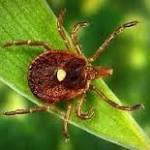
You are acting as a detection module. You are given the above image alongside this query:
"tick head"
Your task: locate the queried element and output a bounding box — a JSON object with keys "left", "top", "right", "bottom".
{"left": 85, "top": 66, "right": 113, "bottom": 80}
{"left": 95, "top": 67, "right": 113, "bottom": 78}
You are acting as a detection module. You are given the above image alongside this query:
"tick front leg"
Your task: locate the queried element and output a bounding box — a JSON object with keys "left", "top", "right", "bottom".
{"left": 76, "top": 94, "right": 94, "bottom": 119}
{"left": 91, "top": 85, "right": 144, "bottom": 111}
{"left": 3, "top": 40, "right": 51, "bottom": 50}
{"left": 63, "top": 103, "right": 72, "bottom": 141}
{"left": 2, "top": 106, "right": 48, "bottom": 116}
{"left": 71, "top": 21, "right": 89, "bottom": 56}
{"left": 88, "top": 21, "right": 139, "bottom": 62}
{"left": 57, "top": 9, "right": 71, "bottom": 50}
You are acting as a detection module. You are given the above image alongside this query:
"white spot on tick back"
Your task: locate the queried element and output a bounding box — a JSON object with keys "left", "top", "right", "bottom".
{"left": 57, "top": 68, "right": 66, "bottom": 82}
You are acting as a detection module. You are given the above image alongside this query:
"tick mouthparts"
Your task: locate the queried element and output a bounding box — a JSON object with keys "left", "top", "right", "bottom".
{"left": 102, "top": 68, "right": 113, "bottom": 75}
{"left": 96, "top": 67, "right": 113, "bottom": 77}
{"left": 107, "top": 68, "right": 113, "bottom": 75}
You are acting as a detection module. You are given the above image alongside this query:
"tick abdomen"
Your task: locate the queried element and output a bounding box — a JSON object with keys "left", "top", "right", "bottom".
{"left": 28, "top": 50, "right": 89, "bottom": 103}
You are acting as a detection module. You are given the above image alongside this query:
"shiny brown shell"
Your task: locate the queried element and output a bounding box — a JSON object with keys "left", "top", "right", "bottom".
{"left": 28, "top": 50, "right": 89, "bottom": 104}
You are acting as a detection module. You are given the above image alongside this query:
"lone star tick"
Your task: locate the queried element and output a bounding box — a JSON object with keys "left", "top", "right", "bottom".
{"left": 2, "top": 10, "right": 144, "bottom": 139}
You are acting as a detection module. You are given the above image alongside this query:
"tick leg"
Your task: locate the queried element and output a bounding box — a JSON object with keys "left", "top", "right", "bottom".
{"left": 2, "top": 106, "right": 48, "bottom": 116}
{"left": 91, "top": 85, "right": 144, "bottom": 111}
{"left": 71, "top": 21, "right": 89, "bottom": 56}
{"left": 57, "top": 9, "right": 71, "bottom": 50}
{"left": 63, "top": 103, "right": 72, "bottom": 140}
{"left": 3, "top": 40, "right": 51, "bottom": 50}
{"left": 76, "top": 94, "right": 94, "bottom": 119}
{"left": 88, "top": 21, "right": 139, "bottom": 62}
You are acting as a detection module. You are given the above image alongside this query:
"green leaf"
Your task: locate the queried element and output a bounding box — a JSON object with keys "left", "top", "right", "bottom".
{"left": 0, "top": 0, "right": 150, "bottom": 149}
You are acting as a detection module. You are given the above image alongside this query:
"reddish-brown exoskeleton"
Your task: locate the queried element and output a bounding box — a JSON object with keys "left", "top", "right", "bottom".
{"left": 2, "top": 10, "right": 143, "bottom": 139}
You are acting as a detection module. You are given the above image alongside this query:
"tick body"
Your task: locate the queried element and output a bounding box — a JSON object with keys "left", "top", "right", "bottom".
{"left": 28, "top": 50, "right": 89, "bottom": 103}
{"left": 2, "top": 10, "right": 144, "bottom": 140}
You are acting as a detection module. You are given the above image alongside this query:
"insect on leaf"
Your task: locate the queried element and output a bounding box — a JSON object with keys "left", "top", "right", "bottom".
{"left": 0, "top": 0, "right": 150, "bottom": 150}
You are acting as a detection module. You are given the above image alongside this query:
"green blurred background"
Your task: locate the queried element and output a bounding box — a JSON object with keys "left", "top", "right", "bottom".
{"left": 0, "top": 0, "right": 150, "bottom": 149}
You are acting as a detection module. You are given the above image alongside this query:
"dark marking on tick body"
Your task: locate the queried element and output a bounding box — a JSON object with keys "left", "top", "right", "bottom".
{"left": 2, "top": 9, "right": 144, "bottom": 140}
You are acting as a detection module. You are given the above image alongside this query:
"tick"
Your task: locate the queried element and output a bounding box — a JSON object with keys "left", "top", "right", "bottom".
{"left": 2, "top": 10, "right": 143, "bottom": 139}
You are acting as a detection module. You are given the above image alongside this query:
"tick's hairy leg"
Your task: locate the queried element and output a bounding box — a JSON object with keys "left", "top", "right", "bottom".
{"left": 63, "top": 103, "right": 72, "bottom": 141}
{"left": 3, "top": 40, "right": 51, "bottom": 50}
{"left": 91, "top": 85, "right": 144, "bottom": 111}
{"left": 57, "top": 9, "right": 71, "bottom": 50}
{"left": 71, "top": 21, "right": 89, "bottom": 56}
{"left": 76, "top": 94, "right": 94, "bottom": 119}
{"left": 2, "top": 106, "right": 48, "bottom": 116}
{"left": 88, "top": 21, "right": 139, "bottom": 62}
